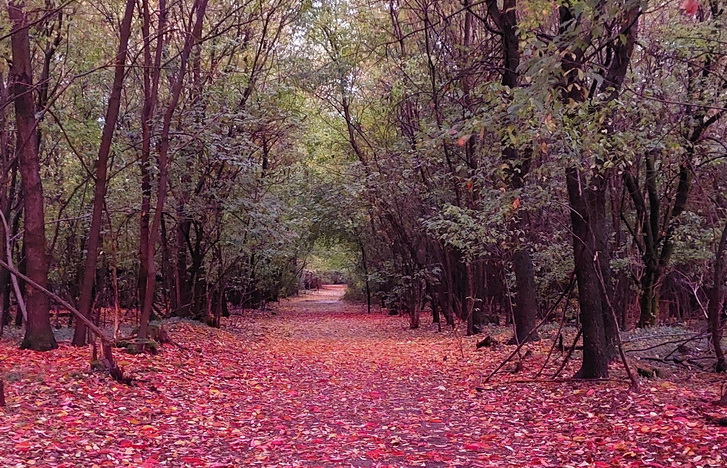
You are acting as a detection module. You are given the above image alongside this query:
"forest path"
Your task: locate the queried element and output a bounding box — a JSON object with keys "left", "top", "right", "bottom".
{"left": 0, "top": 287, "right": 724, "bottom": 467}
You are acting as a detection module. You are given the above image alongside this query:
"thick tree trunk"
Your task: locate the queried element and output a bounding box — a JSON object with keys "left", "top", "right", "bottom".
{"left": 8, "top": 1, "right": 56, "bottom": 351}
{"left": 72, "top": 0, "right": 136, "bottom": 346}
{"left": 638, "top": 269, "right": 659, "bottom": 327}
{"left": 566, "top": 168, "right": 609, "bottom": 378}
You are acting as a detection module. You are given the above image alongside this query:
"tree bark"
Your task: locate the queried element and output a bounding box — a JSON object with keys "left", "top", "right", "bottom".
{"left": 484, "top": 0, "right": 540, "bottom": 343}
{"left": 138, "top": 0, "right": 166, "bottom": 312}
{"left": 566, "top": 168, "right": 610, "bottom": 378}
{"left": 7, "top": 0, "right": 57, "bottom": 351}
{"left": 358, "top": 238, "right": 371, "bottom": 313}
{"left": 72, "top": 0, "right": 136, "bottom": 346}
{"left": 137, "top": 0, "right": 209, "bottom": 342}
{"left": 0, "top": 72, "right": 13, "bottom": 329}
{"left": 511, "top": 249, "right": 539, "bottom": 343}
{"left": 709, "top": 221, "right": 727, "bottom": 372}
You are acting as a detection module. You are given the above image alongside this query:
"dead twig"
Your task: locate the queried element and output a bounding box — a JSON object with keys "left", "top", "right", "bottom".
{"left": 663, "top": 332, "right": 708, "bottom": 360}
{"left": 0, "top": 211, "right": 27, "bottom": 324}
{"left": 476, "top": 377, "right": 628, "bottom": 389}
{"left": 625, "top": 332, "right": 706, "bottom": 354}
{"left": 594, "top": 255, "right": 639, "bottom": 392}
{"left": 534, "top": 273, "right": 576, "bottom": 378}
{"left": 483, "top": 272, "right": 576, "bottom": 384}
{"left": 553, "top": 328, "right": 583, "bottom": 379}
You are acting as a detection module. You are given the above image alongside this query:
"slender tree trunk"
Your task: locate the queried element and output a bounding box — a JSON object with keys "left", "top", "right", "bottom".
{"left": 465, "top": 261, "right": 476, "bottom": 335}
{"left": 358, "top": 239, "right": 371, "bottom": 313}
{"left": 138, "top": 0, "right": 166, "bottom": 312}
{"left": 485, "top": 0, "right": 540, "bottom": 343}
{"left": 138, "top": 0, "right": 209, "bottom": 341}
{"left": 8, "top": 0, "right": 56, "bottom": 351}
{"left": 174, "top": 204, "right": 190, "bottom": 315}
{"left": 72, "top": 0, "right": 136, "bottom": 346}
{"left": 14, "top": 234, "right": 25, "bottom": 327}
{"left": 709, "top": 221, "right": 727, "bottom": 372}
{"left": 0, "top": 73, "right": 13, "bottom": 329}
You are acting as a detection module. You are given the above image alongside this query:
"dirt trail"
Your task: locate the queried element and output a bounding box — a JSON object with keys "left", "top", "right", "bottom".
{"left": 0, "top": 285, "right": 724, "bottom": 467}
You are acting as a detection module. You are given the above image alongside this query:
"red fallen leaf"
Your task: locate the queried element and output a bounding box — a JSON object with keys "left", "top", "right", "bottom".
{"left": 141, "top": 457, "right": 159, "bottom": 467}
{"left": 682, "top": 0, "right": 699, "bottom": 15}
{"left": 457, "top": 134, "right": 471, "bottom": 147}
{"left": 1, "top": 288, "right": 723, "bottom": 467}
{"left": 14, "top": 441, "right": 30, "bottom": 452}
{"left": 463, "top": 442, "right": 487, "bottom": 451}
{"left": 366, "top": 449, "right": 385, "bottom": 459}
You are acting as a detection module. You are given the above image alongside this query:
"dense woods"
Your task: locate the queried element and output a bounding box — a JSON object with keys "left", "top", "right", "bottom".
{"left": 0, "top": 0, "right": 726, "bottom": 387}
{"left": 1, "top": 0, "right": 727, "bottom": 465}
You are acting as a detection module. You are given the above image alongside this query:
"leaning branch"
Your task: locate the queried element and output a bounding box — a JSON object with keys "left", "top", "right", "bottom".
{"left": 0, "top": 257, "right": 128, "bottom": 383}
{"left": 482, "top": 273, "right": 575, "bottom": 384}
{"left": 0, "top": 211, "right": 27, "bottom": 323}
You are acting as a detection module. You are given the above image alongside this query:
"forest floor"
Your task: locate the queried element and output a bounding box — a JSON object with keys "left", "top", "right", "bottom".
{"left": 1, "top": 285, "right": 727, "bottom": 467}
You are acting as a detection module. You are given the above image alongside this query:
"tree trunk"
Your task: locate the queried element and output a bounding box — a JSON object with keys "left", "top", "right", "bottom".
{"left": 465, "top": 261, "right": 476, "bottom": 335}
{"left": 408, "top": 301, "right": 420, "bottom": 329}
{"left": 0, "top": 73, "right": 12, "bottom": 329}
{"left": 138, "top": 0, "right": 209, "bottom": 341}
{"left": 511, "top": 249, "right": 540, "bottom": 343}
{"left": 566, "top": 168, "right": 609, "bottom": 378}
{"left": 359, "top": 239, "right": 371, "bottom": 313}
{"left": 8, "top": 0, "right": 56, "bottom": 351}
{"left": 709, "top": 221, "right": 727, "bottom": 372}
{"left": 138, "top": 0, "right": 165, "bottom": 312}
{"left": 72, "top": 0, "right": 136, "bottom": 346}
{"left": 485, "top": 0, "right": 541, "bottom": 343}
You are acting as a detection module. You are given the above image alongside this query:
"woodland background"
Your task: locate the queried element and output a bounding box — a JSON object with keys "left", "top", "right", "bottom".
{"left": 0, "top": 0, "right": 725, "bottom": 383}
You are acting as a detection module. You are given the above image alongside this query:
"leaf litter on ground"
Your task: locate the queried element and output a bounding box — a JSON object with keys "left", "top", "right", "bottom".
{"left": 1, "top": 285, "right": 726, "bottom": 467}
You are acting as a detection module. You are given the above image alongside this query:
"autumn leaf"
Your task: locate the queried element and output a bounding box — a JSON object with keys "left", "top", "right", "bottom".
{"left": 681, "top": 0, "right": 699, "bottom": 15}
{"left": 13, "top": 441, "right": 30, "bottom": 452}
{"left": 0, "top": 286, "right": 724, "bottom": 467}
{"left": 457, "top": 134, "right": 471, "bottom": 147}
